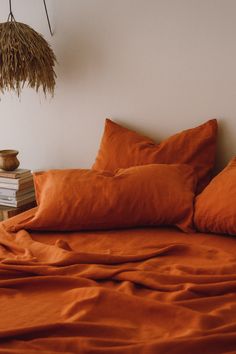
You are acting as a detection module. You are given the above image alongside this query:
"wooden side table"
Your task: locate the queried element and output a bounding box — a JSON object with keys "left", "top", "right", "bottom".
{"left": 0, "top": 201, "right": 36, "bottom": 221}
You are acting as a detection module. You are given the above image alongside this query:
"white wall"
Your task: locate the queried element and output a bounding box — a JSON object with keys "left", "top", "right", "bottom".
{"left": 0, "top": 0, "right": 236, "bottom": 171}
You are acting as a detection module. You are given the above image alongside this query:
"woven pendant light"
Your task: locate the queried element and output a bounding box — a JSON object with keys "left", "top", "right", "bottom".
{"left": 0, "top": 0, "right": 56, "bottom": 96}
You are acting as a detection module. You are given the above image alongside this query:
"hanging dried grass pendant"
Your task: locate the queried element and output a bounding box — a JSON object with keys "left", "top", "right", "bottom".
{"left": 0, "top": 6, "right": 56, "bottom": 97}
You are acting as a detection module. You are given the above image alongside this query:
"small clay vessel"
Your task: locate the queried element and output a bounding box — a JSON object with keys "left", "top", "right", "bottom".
{"left": 0, "top": 150, "right": 20, "bottom": 171}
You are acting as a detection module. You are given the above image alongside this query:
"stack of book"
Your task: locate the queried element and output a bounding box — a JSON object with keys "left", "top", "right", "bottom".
{"left": 0, "top": 169, "right": 35, "bottom": 208}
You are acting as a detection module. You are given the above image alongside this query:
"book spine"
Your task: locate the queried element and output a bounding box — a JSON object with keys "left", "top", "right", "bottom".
{"left": 1, "top": 202, "right": 36, "bottom": 219}
{"left": 0, "top": 182, "right": 34, "bottom": 190}
{"left": 0, "top": 188, "right": 34, "bottom": 197}
{"left": 0, "top": 192, "right": 35, "bottom": 202}
{"left": 0, "top": 196, "right": 17, "bottom": 201}
{"left": 0, "top": 176, "right": 33, "bottom": 185}
{"left": 0, "top": 183, "right": 19, "bottom": 190}
{"left": 0, "top": 189, "right": 17, "bottom": 197}
{"left": 0, "top": 196, "right": 35, "bottom": 207}
{"left": 0, "top": 171, "right": 31, "bottom": 179}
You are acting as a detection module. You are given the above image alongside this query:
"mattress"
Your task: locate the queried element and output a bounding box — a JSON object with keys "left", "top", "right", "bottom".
{"left": 0, "top": 210, "right": 236, "bottom": 353}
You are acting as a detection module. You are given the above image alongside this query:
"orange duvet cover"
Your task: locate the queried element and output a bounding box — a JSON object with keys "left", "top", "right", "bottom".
{"left": 1, "top": 210, "right": 236, "bottom": 353}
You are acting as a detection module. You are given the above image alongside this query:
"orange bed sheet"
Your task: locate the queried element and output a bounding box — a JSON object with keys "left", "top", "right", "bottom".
{"left": 0, "top": 210, "right": 236, "bottom": 353}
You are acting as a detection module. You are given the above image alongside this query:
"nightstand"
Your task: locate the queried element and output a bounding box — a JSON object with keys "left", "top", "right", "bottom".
{"left": 0, "top": 201, "right": 36, "bottom": 221}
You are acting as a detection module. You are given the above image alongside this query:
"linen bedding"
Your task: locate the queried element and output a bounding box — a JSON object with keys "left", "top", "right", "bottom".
{"left": 0, "top": 209, "right": 236, "bottom": 353}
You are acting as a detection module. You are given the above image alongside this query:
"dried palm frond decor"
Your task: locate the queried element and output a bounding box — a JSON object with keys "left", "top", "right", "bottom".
{"left": 0, "top": 0, "right": 56, "bottom": 97}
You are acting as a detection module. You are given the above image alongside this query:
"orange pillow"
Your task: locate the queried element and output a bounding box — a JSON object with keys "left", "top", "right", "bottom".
{"left": 92, "top": 119, "right": 218, "bottom": 193}
{"left": 9, "top": 164, "right": 196, "bottom": 233}
{"left": 194, "top": 157, "right": 236, "bottom": 235}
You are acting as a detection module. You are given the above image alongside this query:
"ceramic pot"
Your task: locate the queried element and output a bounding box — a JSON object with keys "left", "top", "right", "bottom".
{"left": 0, "top": 150, "right": 20, "bottom": 171}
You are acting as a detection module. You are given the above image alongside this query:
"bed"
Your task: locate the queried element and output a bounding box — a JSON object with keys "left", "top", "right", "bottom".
{"left": 1, "top": 117, "right": 235, "bottom": 353}
{"left": 0, "top": 210, "right": 236, "bottom": 353}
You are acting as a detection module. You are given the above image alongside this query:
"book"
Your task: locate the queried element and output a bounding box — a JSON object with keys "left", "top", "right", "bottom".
{"left": 0, "top": 187, "right": 34, "bottom": 198}
{"left": 0, "top": 191, "right": 35, "bottom": 202}
{"left": 0, "top": 193, "right": 35, "bottom": 207}
{"left": 0, "top": 169, "right": 31, "bottom": 179}
{"left": 0, "top": 180, "right": 34, "bottom": 190}
{"left": 0, "top": 174, "right": 33, "bottom": 185}
{"left": 0, "top": 201, "right": 36, "bottom": 221}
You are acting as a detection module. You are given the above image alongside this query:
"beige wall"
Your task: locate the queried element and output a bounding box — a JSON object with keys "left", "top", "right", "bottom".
{"left": 0, "top": 0, "right": 236, "bottom": 171}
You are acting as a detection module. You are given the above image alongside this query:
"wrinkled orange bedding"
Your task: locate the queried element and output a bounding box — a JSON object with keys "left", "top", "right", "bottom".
{"left": 1, "top": 210, "right": 236, "bottom": 353}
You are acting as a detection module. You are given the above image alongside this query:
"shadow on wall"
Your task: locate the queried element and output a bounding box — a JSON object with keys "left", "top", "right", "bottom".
{"left": 214, "top": 119, "right": 235, "bottom": 174}
{"left": 56, "top": 30, "right": 104, "bottom": 84}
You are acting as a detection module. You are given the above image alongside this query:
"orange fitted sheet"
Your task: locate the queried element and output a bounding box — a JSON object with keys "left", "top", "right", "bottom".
{"left": 0, "top": 210, "right": 236, "bottom": 353}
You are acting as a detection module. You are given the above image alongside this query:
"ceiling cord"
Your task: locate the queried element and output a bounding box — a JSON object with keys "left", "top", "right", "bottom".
{"left": 43, "top": 0, "right": 53, "bottom": 36}
{"left": 8, "top": 0, "right": 14, "bottom": 21}
{"left": 7, "top": 0, "right": 53, "bottom": 36}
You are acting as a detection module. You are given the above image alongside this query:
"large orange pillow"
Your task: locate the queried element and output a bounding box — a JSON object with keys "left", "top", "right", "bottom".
{"left": 92, "top": 119, "right": 218, "bottom": 193}
{"left": 194, "top": 157, "right": 236, "bottom": 235}
{"left": 9, "top": 164, "right": 196, "bottom": 233}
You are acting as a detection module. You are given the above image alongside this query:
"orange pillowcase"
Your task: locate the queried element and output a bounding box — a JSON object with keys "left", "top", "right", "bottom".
{"left": 92, "top": 119, "right": 218, "bottom": 193}
{"left": 194, "top": 157, "right": 236, "bottom": 235}
{"left": 9, "top": 164, "right": 196, "bottom": 233}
